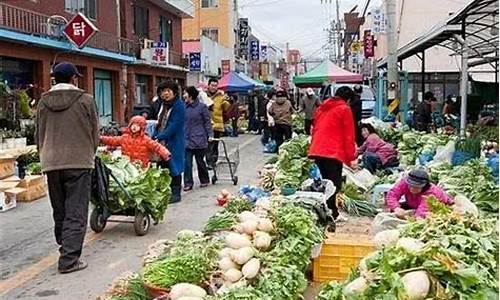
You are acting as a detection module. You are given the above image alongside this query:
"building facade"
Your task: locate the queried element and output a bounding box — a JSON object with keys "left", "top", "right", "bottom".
{"left": 0, "top": 0, "right": 193, "bottom": 125}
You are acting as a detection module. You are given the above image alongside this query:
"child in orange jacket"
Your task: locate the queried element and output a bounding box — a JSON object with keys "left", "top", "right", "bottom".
{"left": 100, "top": 116, "right": 170, "bottom": 168}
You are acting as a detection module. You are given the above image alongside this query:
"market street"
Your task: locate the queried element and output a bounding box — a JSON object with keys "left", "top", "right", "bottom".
{"left": 0, "top": 134, "right": 263, "bottom": 300}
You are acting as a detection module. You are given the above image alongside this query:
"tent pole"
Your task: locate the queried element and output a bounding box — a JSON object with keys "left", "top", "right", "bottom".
{"left": 458, "top": 19, "right": 468, "bottom": 137}
{"left": 421, "top": 50, "right": 425, "bottom": 96}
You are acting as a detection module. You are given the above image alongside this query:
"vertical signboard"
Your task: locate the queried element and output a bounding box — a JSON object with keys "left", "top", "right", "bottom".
{"left": 189, "top": 52, "right": 201, "bottom": 71}
{"left": 238, "top": 18, "right": 249, "bottom": 59}
{"left": 221, "top": 59, "right": 231, "bottom": 75}
{"left": 260, "top": 44, "right": 268, "bottom": 61}
{"left": 250, "top": 40, "right": 260, "bottom": 61}
{"left": 364, "top": 30, "right": 374, "bottom": 58}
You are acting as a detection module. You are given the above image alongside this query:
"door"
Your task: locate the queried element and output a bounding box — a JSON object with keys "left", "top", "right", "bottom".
{"left": 93, "top": 69, "right": 113, "bottom": 125}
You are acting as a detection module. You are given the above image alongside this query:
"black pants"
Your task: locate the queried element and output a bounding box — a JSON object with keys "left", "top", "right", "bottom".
{"left": 260, "top": 121, "right": 270, "bottom": 144}
{"left": 231, "top": 118, "right": 238, "bottom": 137}
{"left": 315, "top": 158, "right": 343, "bottom": 219}
{"left": 184, "top": 148, "right": 209, "bottom": 187}
{"left": 305, "top": 119, "right": 313, "bottom": 135}
{"left": 207, "top": 131, "right": 222, "bottom": 167}
{"left": 170, "top": 175, "right": 182, "bottom": 203}
{"left": 46, "top": 169, "right": 92, "bottom": 270}
{"left": 274, "top": 124, "right": 292, "bottom": 150}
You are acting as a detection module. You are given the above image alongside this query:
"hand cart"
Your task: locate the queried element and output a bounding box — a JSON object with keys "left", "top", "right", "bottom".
{"left": 89, "top": 157, "right": 154, "bottom": 236}
{"left": 209, "top": 138, "right": 239, "bottom": 185}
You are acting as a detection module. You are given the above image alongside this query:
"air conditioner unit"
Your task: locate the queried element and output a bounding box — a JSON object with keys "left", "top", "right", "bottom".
{"left": 42, "top": 22, "right": 64, "bottom": 37}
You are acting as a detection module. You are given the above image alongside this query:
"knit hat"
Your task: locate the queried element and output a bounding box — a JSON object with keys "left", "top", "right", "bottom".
{"left": 407, "top": 169, "right": 430, "bottom": 188}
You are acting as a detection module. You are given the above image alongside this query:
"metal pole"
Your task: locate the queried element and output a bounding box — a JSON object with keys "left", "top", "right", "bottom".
{"left": 495, "top": 50, "right": 498, "bottom": 83}
{"left": 386, "top": 0, "right": 399, "bottom": 101}
{"left": 421, "top": 51, "right": 425, "bottom": 95}
{"left": 336, "top": 0, "right": 342, "bottom": 66}
{"left": 459, "top": 19, "right": 468, "bottom": 137}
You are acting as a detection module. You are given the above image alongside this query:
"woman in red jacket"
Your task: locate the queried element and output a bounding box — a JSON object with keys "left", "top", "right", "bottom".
{"left": 100, "top": 116, "right": 171, "bottom": 168}
{"left": 308, "top": 86, "right": 356, "bottom": 219}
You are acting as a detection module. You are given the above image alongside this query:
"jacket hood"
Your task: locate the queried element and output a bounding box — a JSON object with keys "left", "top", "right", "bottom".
{"left": 41, "top": 89, "right": 85, "bottom": 112}
{"left": 276, "top": 97, "right": 287, "bottom": 105}
{"left": 128, "top": 115, "right": 147, "bottom": 136}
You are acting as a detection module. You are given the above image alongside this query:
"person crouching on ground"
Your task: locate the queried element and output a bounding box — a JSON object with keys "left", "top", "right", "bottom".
{"left": 183, "top": 86, "right": 213, "bottom": 191}
{"left": 357, "top": 123, "right": 399, "bottom": 174}
{"left": 386, "top": 169, "right": 454, "bottom": 219}
{"left": 100, "top": 116, "right": 171, "bottom": 168}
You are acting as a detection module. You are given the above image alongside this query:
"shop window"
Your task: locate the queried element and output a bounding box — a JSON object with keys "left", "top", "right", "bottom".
{"left": 159, "top": 16, "right": 173, "bottom": 46}
{"left": 136, "top": 75, "right": 149, "bottom": 104}
{"left": 93, "top": 69, "right": 113, "bottom": 125}
{"left": 201, "top": 0, "right": 218, "bottom": 8}
{"left": 65, "top": 0, "right": 96, "bottom": 20}
{"left": 134, "top": 6, "right": 149, "bottom": 38}
{"left": 201, "top": 28, "right": 219, "bottom": 43}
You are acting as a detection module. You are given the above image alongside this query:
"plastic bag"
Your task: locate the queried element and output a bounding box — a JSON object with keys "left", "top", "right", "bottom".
{"left": 451, "top": 151, "right": 475, "bottom": 166}
{"left": 309, "top": 164, "right": 322, "bottom": 180}
{"left": 487, "top": 153, "right": 499, "bottom": 182}
{"left": 343, "top": 167, "right": 377, "bottom": 191}
{"left": 263, "top": 140, "right": 277, "bottom": 153}
{"left": 433, "top": 140, "right": 456, "bottom": 164}
{"left": 372, "top": 212, "right": 408, "bottom": 234}
{"left": 453, "top": 194, "right": 479, "bottom": 217}
{"left": 418, "top": 153, "right": 435, "bottom": 166}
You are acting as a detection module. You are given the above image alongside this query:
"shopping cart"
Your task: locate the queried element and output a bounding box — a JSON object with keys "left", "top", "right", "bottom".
{"left": 89, "top": 156, "right": 155, "bottom": 236}
{"left": 209, "top": 138, "right": 239, "bottom": 185}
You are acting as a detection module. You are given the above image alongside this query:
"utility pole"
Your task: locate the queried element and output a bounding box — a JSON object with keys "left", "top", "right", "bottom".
{"left": 386, "top": 0, "right": 399, "bottom": 105}
{"left": 335, "top": 0, "right": 342, "bottom": 66}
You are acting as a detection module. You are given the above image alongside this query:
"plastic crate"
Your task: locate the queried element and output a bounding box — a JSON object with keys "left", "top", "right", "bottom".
{"left": 313, "top": 233, "right": 375, "bottom": 282}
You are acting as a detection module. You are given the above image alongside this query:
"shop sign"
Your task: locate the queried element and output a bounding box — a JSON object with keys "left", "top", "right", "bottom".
{"left": 64, "top": 13, "right": 98, "bottom": 48}
{"left": 221, "top": 60, "right": 231, "bottom": 75}
{"left": 250, "top": 40, "right": 260, "bottom": 61}
{"left": 260, "top": 45, "right": 268, "bottom": 61}
{"left": 238, "top": 18, "right": 249, "bottom": 58}
{"left": 189, "top": 52, "right": 201, "bottom": 72}
{"left": 364, "top": 30, "right": 374, "bottom": 58}
{"left": 141, "top": 42, "right": 169, "bottom": 66}
{"left": 372, "top": 8, "right": 386, "bottom": 34}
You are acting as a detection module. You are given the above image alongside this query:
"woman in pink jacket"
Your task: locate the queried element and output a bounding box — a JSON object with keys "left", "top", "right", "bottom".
{"left": 386, "top": 169, "right": 454, "bottom": 219}
{"left": 357, "top": 123, "right": 399, "bottom": 174}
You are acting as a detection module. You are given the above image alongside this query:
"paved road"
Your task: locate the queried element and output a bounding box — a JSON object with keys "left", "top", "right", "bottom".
{"left": 0, "top": 134, "right": 265, "bottom": 300}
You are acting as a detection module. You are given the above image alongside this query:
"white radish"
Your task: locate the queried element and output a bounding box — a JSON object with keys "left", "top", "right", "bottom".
{"left": 401, "top": 271, "right": 430, "bottom": 300}
{"left": 253, "top": 231, "right": 272, "bottom": 250}
{"left": 223, "top": 268, "right": 243, "bottom": 282}
{"left": 257, "top": 218, "right": 274, "bottom": 232}
{"left": 231, "top": 247, "right": 255, "bottom": 265}
{"left": 239, "top": 211, "right": 258, "bottom": 222}
{"left": 218, "top": 256, "right": 239, "bottom": 271}
{"left": 225, "top": 233, "right": 252, "bottom": 249}
{"left": 241, "top": 258, "right": 260, "bottom": 279}
{"left": 219, "top": 247, "right": 234, "bottom": 259}
{"left": 241, "top": 220, "right": 258, "bottom": 235}
{"left": 169, "top": 283, "right": 207, "bottom": 300}
{"left": 343, "top": 277, "right": 368, "bottom": 296}
{"left": 373, "top": 229, "right": 400, "bottom": 249}
{"left": 396, "top": 238, "right": 425, "bottom": 252}
{"left": 233, "top": 223, "right": 245, "bottom": 234}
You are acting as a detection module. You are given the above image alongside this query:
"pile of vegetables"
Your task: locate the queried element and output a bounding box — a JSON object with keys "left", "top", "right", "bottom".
{"left": 98, "top": 156, "right": 171, "bottom": 223}
{"left": 292, "top": 113, "right": 305, "bottom": 134}
{"left": 258, "top": 164, "right": 276, "bottom": 192}
{"left": 428, "top": 159, "right": 499, "bottom": 214}
{"left": 316, "top": 198, "right": 499, "bottom": 299}
{"left": 203, "top": 197, "right": 254, "bottom": 234}
{"left": 338, "top": 183, "right": 379, "bottom": 217}
{"left": 396, "top": 131, "right": 452, "bottom": 166}
{"left": 272, "top": 135, "right": 312, "bottom": 189}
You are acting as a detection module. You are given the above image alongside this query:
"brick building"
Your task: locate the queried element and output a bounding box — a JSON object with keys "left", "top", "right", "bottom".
{"left": 0, "top": 0, "right": 193, "bottom": 125}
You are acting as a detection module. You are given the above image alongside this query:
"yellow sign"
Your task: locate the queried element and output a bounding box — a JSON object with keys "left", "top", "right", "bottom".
{"left": 388, "top": 98, "right": 400, "bottom": 113}
{"left": 350, "top": 41, "right": 362, "bottom": 53}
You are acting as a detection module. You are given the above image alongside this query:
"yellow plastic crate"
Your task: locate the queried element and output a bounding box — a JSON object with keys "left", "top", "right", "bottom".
{"left": 313, "top": 233, "right": 375, "bottom": 282}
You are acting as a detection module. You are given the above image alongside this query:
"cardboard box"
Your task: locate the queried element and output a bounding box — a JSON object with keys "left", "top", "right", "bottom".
{"left": 18, "top": 175, "right": 45, "bottom": 188}
{"left": 17, "top": 182, "right": 47, "bottom": 202}
{"left": 0, "top": 192, "right": 16, "bottom": 212}
{"left": 0, "top": 181, "right": 20, "bottom": 191}
{"left": 0, "top": 157, "right": 16, "bottom": 179}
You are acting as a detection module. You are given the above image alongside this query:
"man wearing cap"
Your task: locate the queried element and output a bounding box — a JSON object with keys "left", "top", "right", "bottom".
{"left": 385, "top": 169, "right": 454, "bottom": 219}
{"left": 36, "top": 62, "right": 99, "bottom": 274}
{"left": 300, "top": 88, "right": 321, "bottom": 135}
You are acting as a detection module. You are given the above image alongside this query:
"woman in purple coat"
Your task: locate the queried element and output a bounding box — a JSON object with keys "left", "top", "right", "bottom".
{"left": 183, "top": 86, "right": 213, "bottom": 191}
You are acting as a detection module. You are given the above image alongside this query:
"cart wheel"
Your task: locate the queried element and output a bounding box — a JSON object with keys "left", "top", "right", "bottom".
{"left": 232, "top": 176, "right": 239, "bottom": 186}
{"left": 211, "top": 175, "right": 217, "bottom": 185}
{"left": 90, "top": 208, "right": 106, "bottom": 233}
{"left": 134, "top": 212, "right": 150, "bottom": 236}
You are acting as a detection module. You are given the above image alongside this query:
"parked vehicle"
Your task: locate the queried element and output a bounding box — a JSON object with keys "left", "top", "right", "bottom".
{"left": 320, "top": 84, "right": 376, "bottom": 119}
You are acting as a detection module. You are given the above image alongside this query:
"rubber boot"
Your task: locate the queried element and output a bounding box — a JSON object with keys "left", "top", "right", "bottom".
{"left": 170, "top": 186, "right": 182, "bottom": 203}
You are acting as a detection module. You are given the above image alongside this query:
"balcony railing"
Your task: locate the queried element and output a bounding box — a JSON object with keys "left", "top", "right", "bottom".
{"left": 0, "top": 3, "right": 137, "bottom": 57}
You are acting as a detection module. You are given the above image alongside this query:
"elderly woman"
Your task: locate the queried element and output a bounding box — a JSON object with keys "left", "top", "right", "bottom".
{"left": 357, "top": 123, "right": 399, "bottom": 174}
{"left": 183, "top": 86, "right": 213, "bottom": 191}
{"left": 386, "top": 169, "right": 454, "bottom": 219}
{"left": 156, "top": 81, "right": 186, "bottom": 203}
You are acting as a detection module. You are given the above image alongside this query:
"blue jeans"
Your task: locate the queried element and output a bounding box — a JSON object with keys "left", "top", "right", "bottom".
{"left": 184, "top": 148, "right": 210, "bottom": 187}
{"left": 363, "top": 152, "right": 382, "bottom": 174}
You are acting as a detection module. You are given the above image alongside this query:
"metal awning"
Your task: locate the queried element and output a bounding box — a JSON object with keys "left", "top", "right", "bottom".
{"left": 377, "top": 0, "right": 499, "bottom": 68}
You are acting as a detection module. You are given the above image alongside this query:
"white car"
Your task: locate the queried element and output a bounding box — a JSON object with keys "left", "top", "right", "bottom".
{"left": 319, "top": 84, "right": 376, "bottom": 119}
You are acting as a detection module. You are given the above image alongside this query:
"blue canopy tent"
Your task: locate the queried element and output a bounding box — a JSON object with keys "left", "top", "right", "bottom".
{"left": 237, "top": 72, "right": 266, "bottom": 89}
{"left": 219, "top": 72, "right": 255, "bottom": 93}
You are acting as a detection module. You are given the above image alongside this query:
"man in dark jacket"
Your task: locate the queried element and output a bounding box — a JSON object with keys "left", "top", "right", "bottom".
{"left": 36, "top": 62, "right": 99, "bottom": 274}
{"left": 257, "top": 91, "right": 270, "bottom": 143}
{"left": 350, "top": 85, "right": 363, "bottom": 146}
{"left": 414, "top": 91, "right": 436, "bottom": 132}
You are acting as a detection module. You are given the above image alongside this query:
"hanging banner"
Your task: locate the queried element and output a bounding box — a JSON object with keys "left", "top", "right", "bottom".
{"left": 260, "top": 62, "right": 269, "bottom": 81}
{"left": 372, "top": 8, "right": 386, "bottom": 34}
{"left": 260, "top": 45, "right": 268, "bottom": 61}
{"left": 221, "top": 59, "right": 231, "bottom": 75}
{"left": 189, "top": 52, "right": 201, "bottom": 72}
{"left": 364, "top": 30, "right": 374, "bottom": 58}
{"left": 238, "top": 18, "right": 249, "bottom": 58}
{"left": 250, "top": 40, "right": 260, "bottom": 61}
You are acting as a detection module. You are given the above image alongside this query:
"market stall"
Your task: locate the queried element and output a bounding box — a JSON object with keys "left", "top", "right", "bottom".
{"left": 293, "top": 60, "right": 363, "bottom": 88}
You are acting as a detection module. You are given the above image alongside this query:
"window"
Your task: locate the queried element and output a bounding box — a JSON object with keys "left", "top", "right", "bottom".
{"left": 201, "top": 0, "right": 218, "bottom": 8}
{"left": 201, "top": 28, "right": 219, "bottom": 42}
{"left": 134, "top": 6, "right": 149, "bottom": 38}
{"left": 159, "top": 16, "right": 173, "bottom": 46}
{"left": 135, "top": 75, "right": 149, "bottom": 104}
{"left": 65, "top": 0, "right": 96, "bottom": 19}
